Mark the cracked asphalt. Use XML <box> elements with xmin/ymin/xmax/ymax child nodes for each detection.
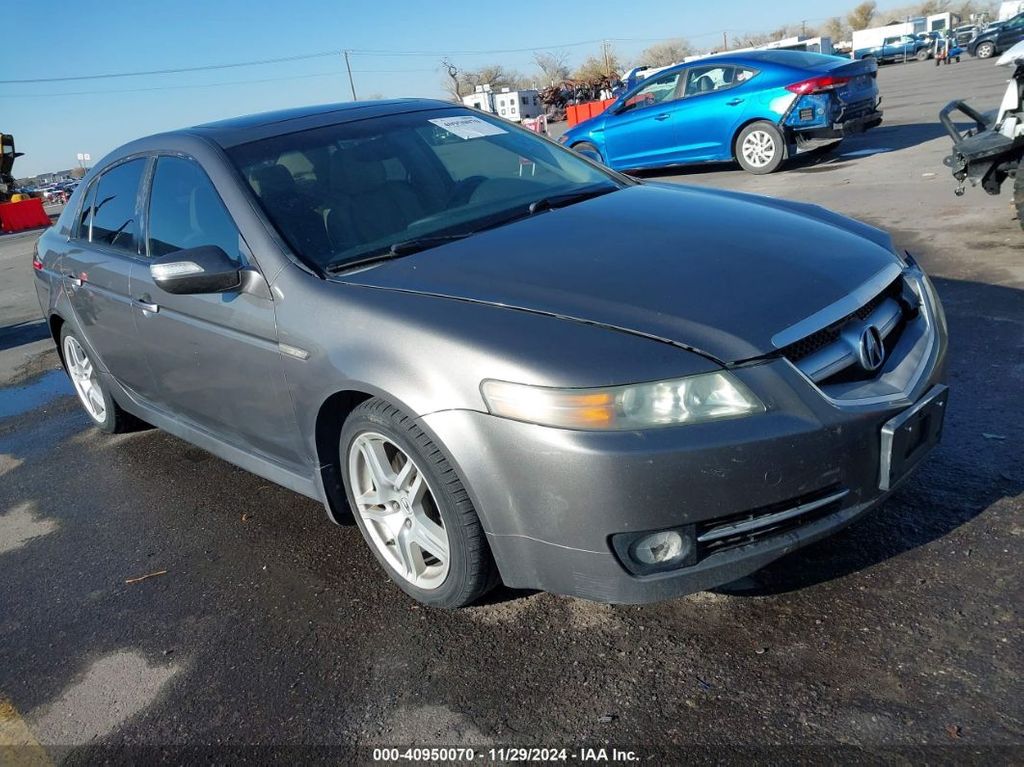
<box><xmin>0</xmin><ymin>57</ymin><xmax>1021</xmax><ymax>763</ymax></box>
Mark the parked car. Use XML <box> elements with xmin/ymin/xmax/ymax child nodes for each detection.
<box><xmin>855</xmin><ymin>34</ymin><xmax>932</xmax><ymax>63</ymax></box>
<box><xmin>954</xmin><ymin>24</ymin><xmax>980</xmax><ymax>45</ymax></box>
<box><xmin>34</xmin><ymin>100</ymin><xmax>948</xmax><ymax>608</ymax></box>
<box><xmin>559</xmin><ymin>50</ymin><xmax>882</xmax><ymax>174</ymax></box>
<box><xmin>969</xmin><ymin>12</ymin><xmax>1024</xmax><ymax>57</ymax></box>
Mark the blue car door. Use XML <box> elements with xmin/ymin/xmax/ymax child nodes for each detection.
<box><xmin>601</xmin><ymin>69</ymin><xmax>686</xmax><ymax>169</ymax></box>
<box><xmin>669</xmin><ymin>65</ymin><xmax>757</xmax><ymax>162</ymax></box>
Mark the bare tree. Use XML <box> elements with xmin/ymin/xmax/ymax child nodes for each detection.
<box><xmin>823</xmin><ymin>16</ymin><xmax>848</xmax><ymax>41</ymax></box>
<box><xmin>848</xmin><ymin>1</ymin><xmax>878</xmax><ymax>31</ymax></box>
<box><xmin>534</xmin><ymin>51</ymin><xmax>570</xmax><ymax>86</ymax></box>
<box><xmin>573</xmin><ymin>44</ymin><xmax>622</xmax><ymax>82</ymax></box>
<box><xmin>441</xmin><ymin>58</ymin><xmax>461</xmax><ymax>100</ymax></box>
<box><xmin>639</xmin><ymin>39</ymin><xmax>693</xmax><ymax>67</ymax></box>
<box><xmin>441</xmin><ymin>61</ymin><xmax>530</xmax><ymax>100</ymax></box>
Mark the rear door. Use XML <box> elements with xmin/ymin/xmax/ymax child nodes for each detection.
<box><xmin>129</xmin><ymin>154</ymin><xmax>303</xmax><ymax>463</ymax></box>
<box><xmin>61</xmin><ymin>158</ymin><xmax>152</xmax><ymax>394</ymax></box>
<box><xmin>602</xmin><ymin>69</ymin><xmax>686</xmax><ymax>168</ymax></box>
<box><xmin>670</xmin><ymin>65</ymin><xmax>755</xmax><ymax>161</ymax></box>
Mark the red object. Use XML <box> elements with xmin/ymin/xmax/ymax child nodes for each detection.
<box><xmin>786</xmin><ymin>75</ymin><xmax>850</xmax><ymax>95</ymax></box>
<box><xmin>0</xmin><ymin>198</ymin><xmax>52</xmax><ymax>233</ymax></box>
<box><xmin>566</xmin><ymin>98</ymin><xmax>618</xmax><ymax>128</ymax></box>
<box><xmin>32</xmin><ymin>254</ymin><xmax>43</xmax><ymax>270</ymax></box>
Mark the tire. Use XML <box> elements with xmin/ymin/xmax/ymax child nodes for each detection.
<box><xmin>59</xmin><ymin>324</ymin><xmax>139</xmax><ymax>434</ymax></box>
<box><xmin>339</xmin><ymin>397</ymin><xmax>498</xmax><ymax>608</ymax></box>
<box><xmin>570</xmin><ymin>141</ymin><xmax>603</xmax><ymax>163</ymax></box>
<box><xmin>735</xmin><ymin>121</ymin><xmax>787</xmax><ymax>174</ymax></box>
<box><xmin>976</xmin><ymin>42</ymin><xmax>996</xmax><ymax>59</ymax></box>
<box><xmin>1014</xmin><ymin>172</ymin><xmax>1024</xmax><ymax>232</ymax></box>
<box><xmin>916</xmin><ymin>48</ymin><xmax>930</xmax><ymax>62</ymax></box>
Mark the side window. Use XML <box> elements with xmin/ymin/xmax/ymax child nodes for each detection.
<box><xmin>74</xmin><ymin>178</ymin><xmax>98</xmax><ymax>240</ymax></box>
<box><xmin>89</xmin><ymin>158</ymin><xmax>146</xmax><ymax>253</ymax></box>
<box><xmin>620</xmin><ymin>71</ymin><xmax>682</xmax><ymax>113</ymax></box>
<box><xmin>146</xmin><ymin>156</ymin><xmax>240</xmax><ymax>260</ymax></box>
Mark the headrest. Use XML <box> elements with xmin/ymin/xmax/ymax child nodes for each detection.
<box><xmin>330</xmin><ymin>141</ymin><xmax>389</xmax><ymax>195</ymax></box>
<box><xmin>251</xmin><ymin>164</ymin><xmax>296</xmax><ymax>199</ymax></box>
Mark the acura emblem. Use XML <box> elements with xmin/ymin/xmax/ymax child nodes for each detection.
<box><xmin>858</xmin><ymin>325</ymin><xmax>885</xmax><ymax>372</ymax></box>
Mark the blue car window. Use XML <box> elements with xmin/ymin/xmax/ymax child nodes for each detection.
<box><xmin>619</xmin><ymin>72</ymin><xmax>682</xmax><ymax>113</ymax></box>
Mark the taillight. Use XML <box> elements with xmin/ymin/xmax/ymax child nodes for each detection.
<box><xmin>32</xmin><ymin>253</ymin><xmax>43</xmax><ymax>271</ymax></box>
<box><xmin>786</xmin><ymin>75</ymin><xmax>851</xmax><ymax>95</ymax></box>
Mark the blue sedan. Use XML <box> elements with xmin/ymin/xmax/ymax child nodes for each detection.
<box><xmin>559</xmin><ymin>50</ymin><xmax>882</xmax><ymax>174</ymax></box>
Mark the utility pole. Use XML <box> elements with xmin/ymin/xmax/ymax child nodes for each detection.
<box><xmin>602</xmin><ymin>40</ymin><xmax>610</xmax><ymax>77</ymax></box>
<box><xmin>343</xmin><ymin>50</ymin><xmax>357</xmax><ymax>101</ymax></box>
<box><xmin>801</xmin><ymin>19</ymin><xmax>807</xmax><ymax>36</ymax></box>
<box><xmin>722</xmin><ymin>31</ymin><xmax>728</xmax><ymax>51</ymax></box>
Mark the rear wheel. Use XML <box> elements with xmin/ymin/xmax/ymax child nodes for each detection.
<box><xmin>59</xmin><ymin>325</ymin><xmax>138</xmax><ymax>433</ymax></box>
<box><xmin>340</xmin><ymin>398</ymin><xmax>498</xmax><ymax>608</ymax></box>
<box><xmin>976</xmin><ymin>42</ymin><xmax>996</xmax><ymax>59</ymax></box>
<box><xmin>916</xmin><ymin>48</ymin><xmax>930</xmax><ymax>62</ymax></box>
<box><xmin>735</xmin><ymin>121</ymin><xmax>786</xmax><ymax>174</ymax></box>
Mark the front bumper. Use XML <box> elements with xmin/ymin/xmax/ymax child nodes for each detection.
<box><xmin>420</xmin><ymin>311</ymin><xmax>947</xmax><ymax>604</ymax></box>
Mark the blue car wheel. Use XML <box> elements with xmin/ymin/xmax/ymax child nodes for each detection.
<box><xmin>735</xmin><ymin>121</ymin><xmax>786</xmax><ymax>175</ymax></box>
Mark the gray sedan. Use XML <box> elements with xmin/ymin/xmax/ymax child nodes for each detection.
<box><xmin>33</xmin><ymin>100</ymin><xmax>948</xmax><ymax>607</ymax></box>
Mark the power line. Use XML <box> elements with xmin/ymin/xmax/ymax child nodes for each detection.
<box><xmin>0</xmin><ymin>70</ymin><xmax>347</xmax><ymax>98</ymax></box>
<box><xmin>0</xmin><ymin>31</ymin><xmax>755</xmax><ymax>85</ymax></box>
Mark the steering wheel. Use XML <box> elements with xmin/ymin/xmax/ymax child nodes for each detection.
<box><xmin>445</xmin><ymin>175</ymin><xmax>487</xmax><ymax>207</ymax></box>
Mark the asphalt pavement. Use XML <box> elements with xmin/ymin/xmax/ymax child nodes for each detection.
<box><xmin>0</xmin><ymin>56</ymin><xmax>1021</xmax><ymax>763</ymax></box>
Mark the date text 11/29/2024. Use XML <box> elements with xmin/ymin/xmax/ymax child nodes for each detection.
<box><xmin>371</xmin><ymin>746</ymin><xmax>640</xmax><ymax>762</ymax></box>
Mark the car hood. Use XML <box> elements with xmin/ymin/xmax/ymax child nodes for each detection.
<box><xmin>338</xmin><ymin>183</ymin><xmax>903</xmax><ymax>363</ymax></box>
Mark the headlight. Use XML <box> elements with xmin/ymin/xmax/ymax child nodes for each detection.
<box><xmin>480</xmin><ymin>372</ymin><xmax>765</xmax><ymax>431</ymax></box>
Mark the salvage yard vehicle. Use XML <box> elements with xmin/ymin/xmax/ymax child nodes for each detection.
<box><xmin>855</xmin><ymin>34</ymin><xmax>931</xmax><ymax>63</ymax></box>
<box><xmin>559</xmin><ymin>50</ymin><xmax>882</xmax><ymax>174</ymax></box>
<box><xmin>968</xmin><ymin>11</ymin><xmax>1024</xmax><ymax>58</ymax></box>
<box><xmin>941</xmin><ymin>41</ymin><xmax>1024</xmax><ymax>227</ymax></box>
<box><xmin>34</xmin><ymin>100</ymin><xmax>947</xmax><ymax>608</ymax></box>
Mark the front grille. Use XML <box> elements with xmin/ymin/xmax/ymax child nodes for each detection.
<box><xmin>782</xmin><ymin>278</ymin><xmax>913</xmax><ymax>385</ymax></box>
<box><xmin>696</xmin><ymin>485</ymin><xmax>848</xmax><ymax>559</ymax></box>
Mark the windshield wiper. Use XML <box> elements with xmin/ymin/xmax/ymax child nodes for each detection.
<box><xmin>527</xmin><ymin>186</ymin><xmax>617</xmax><ymax>215</ymax></box>
<box><xmin>325</xmin><ymin>233</ymin><xmax>472</xmax><ymax>273</ymax></box>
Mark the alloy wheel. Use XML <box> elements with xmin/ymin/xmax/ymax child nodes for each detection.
<box><xmin>741</xmin><ymin>130</ymin><xmax>777</xmax><ymax>169</ymax></box>
<box><xmin>348</xmin><ymin>431</ymin><xmax>450</xmax><ymax>589</ymax></box>
<box><xmin>63</xmin><ymin>335</ymin><xmax>106</xmax><ymax>423</ymax></box>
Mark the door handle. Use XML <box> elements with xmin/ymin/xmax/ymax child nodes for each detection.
<box><xmin>134</xmin><ymin>298</ymin><xmax>160</xmax><ymax>314</ymax></box>
<box><xmin>654</xmin><ymin>113</ymin><xmax>671</xmax><ymax>121</ymax></box>
<box><xmin>64</xmin><ymin>273</ymin><xmax>83</xmax><ymax>287</ymax></box>
<box><xmin>726</xmin><ymin>98</ymin><xmax>744</xmax><ymax>106</ymax></box>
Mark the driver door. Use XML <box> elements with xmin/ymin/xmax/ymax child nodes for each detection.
<box><xmin>602</xmin><ymin>69</ymin><xmax>687</xmax><ymax>168</ymax></box>
<box><xmin>129</xmin><ymin>154</ymin><xmax>303</xmax><ymax>464</ymax></box>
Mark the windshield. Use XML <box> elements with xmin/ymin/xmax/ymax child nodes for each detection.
<box><xmin>227</xmin><ymin>107</ymin><xmax>622</xmax><ymax>270</ymax></box>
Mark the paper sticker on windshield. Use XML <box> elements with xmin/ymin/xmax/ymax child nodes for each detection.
<box><xmin>429</xmin><ymin>116</ymin><xmax>507</xmax><ymax>139</ymax></box>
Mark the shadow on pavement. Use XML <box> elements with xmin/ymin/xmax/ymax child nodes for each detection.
<box><xmin>0</xmin><ymin>319</ymin><xmax>50</xmax><ymax>353</ymax></box>
<box><xmin>631</xmin><ymin>120</ymin><xmax>955</xmax><ymax>180</ymax></box>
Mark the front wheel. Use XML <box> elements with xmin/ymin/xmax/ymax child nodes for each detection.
<box><xmin>916</xmin><ymin>48</ymin><xmax>930</xmax><ymax>61</ymax></box>
<box><xmin>340</xmin><ymin>398</ymin><xmax>498</xmax><ymax>608</ymax></box>
<box><xmin>976</xmin><ymin>42</ymin><xmax>996</xmax><ymax>59</ymax></box>
<box><xmin>735</xmin><ymin>121</ymin><xmax>786</xmax><ymax>174</ymax></box>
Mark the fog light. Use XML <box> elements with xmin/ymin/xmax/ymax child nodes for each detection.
<box><xmin>612</xmin><ymin>525</ymin><xmax>697</xmax><ymax>576</ymax></box>
<box><xmin>632</xmin><ymin>531</ymin><xmax>684</xmax><ymax>564</ymax></box>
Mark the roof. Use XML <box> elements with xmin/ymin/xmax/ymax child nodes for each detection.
<box><xmin>186</xmin><ymin>98</ymin><xmax>458</xmax><ymax>148</ymax></box>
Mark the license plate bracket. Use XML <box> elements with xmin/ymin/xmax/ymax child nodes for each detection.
<box><xmin>879</xmin><ymin>385</ymin><xmax>948</xmax><ymax>491</ymax></box>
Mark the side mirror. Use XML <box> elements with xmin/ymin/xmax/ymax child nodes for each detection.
<box><xmin>150</xmin><ymin>245</ymin><xmax>241</xmax><ymax>295</ymax></box>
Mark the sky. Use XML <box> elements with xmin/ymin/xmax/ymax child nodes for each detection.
<box><xmin>4</xmin><ymin>0</ymin><xmax>889</xmax><ymax>176</ymax></box>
